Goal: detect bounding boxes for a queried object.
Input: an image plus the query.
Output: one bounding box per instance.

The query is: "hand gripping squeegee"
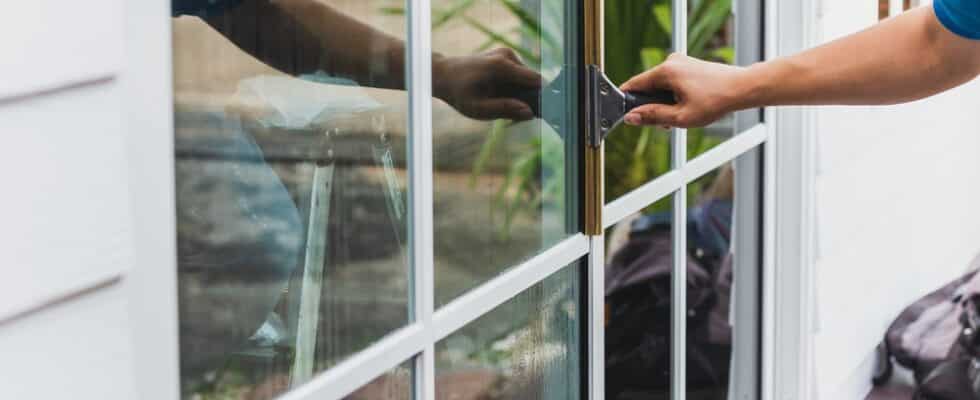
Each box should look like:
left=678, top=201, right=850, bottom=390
left=516, top=65, right=676, bottom=147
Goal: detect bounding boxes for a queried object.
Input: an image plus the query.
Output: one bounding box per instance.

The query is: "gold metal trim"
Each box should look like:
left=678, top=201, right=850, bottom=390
left=583, top=0, right=604, bottom=235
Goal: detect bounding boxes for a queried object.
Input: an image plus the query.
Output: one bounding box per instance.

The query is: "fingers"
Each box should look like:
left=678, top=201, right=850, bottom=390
left=620, top=53, right=683, bottom=93
left=490, top=47, right=522, bottom=64
left=489, top=49, right=542, bottom=88
left=623, top=103, right=681, bottom=127
left=499, top=62, right=543, bottom=88
left=467, top=98, right=535, bottom=121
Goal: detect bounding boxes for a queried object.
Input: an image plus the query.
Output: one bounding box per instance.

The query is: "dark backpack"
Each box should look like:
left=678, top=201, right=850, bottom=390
left=604, top=200, right=733, bottom=399
left=875, top=255, right=980, bottom=399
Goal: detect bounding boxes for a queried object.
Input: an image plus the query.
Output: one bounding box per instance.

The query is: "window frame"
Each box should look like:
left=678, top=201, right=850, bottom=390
left=123, top=0, right=781, bottom=399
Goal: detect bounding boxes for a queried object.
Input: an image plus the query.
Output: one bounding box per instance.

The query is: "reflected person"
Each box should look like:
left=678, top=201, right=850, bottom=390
left=171, top=0, right=543, bottom=389
left=175, top=0, right=542, bottom=120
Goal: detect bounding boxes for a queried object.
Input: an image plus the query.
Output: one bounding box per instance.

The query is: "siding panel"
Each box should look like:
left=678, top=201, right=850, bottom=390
left=0, top=0, right=122, bottom=100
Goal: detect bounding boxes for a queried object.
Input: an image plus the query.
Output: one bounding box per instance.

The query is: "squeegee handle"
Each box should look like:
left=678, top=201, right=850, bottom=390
left=624, top=90, right=677, bottom=111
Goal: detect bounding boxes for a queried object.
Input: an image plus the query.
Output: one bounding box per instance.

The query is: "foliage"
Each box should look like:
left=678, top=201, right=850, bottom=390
left=385, top=0, right=734, bottom=230
left=605, top=0, right=734, bottom=213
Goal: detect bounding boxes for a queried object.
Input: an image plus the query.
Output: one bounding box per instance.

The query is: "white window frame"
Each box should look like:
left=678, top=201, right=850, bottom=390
left=761, top=0, right=819, bottom=400
left=123, top=0, right=789, bottom=399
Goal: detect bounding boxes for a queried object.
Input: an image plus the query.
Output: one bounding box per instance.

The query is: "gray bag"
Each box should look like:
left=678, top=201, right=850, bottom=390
left=875, top=254, right=980, bottom=399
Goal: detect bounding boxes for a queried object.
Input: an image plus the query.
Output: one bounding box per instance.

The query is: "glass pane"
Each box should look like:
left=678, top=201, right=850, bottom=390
left=172, top=1, right=411, bottom=398
left=685, top=164, right=736, bottom=399
left=431, top=0, right=580, bottom=306
left=436, top=262, right=582, bottom=399
left=605, top=195, right=673, bottom=399
left=687, top=0, right=736, bottom=158
left=604, top=0, right=674, bottom=204
left=605, top=164, right=739, bottom=400
left=346, top=360, right=413, bottom=400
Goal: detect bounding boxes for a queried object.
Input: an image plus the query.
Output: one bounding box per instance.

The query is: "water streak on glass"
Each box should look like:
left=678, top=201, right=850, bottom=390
left=171, top=1, right=412, bottom=397
left=430, top=0, right=581, bottom=306
left=436, top=263, right=581, bottom=400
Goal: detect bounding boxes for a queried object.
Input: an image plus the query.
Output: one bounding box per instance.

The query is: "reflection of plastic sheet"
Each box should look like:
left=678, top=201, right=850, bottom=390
left=176, top=113, right=302, bottom=376
left=236, top=75, right=385, bottom=129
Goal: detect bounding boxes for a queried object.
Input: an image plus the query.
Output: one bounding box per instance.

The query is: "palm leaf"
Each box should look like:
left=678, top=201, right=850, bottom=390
left=688, top=0, right=731, bottom=57
left=433, top=0, right=480, bottom=29
left=470, top=120, right=512, bottom=187
left=461, top=15, right=541, bottom=67
left=497, top=0, right=560, bottom=55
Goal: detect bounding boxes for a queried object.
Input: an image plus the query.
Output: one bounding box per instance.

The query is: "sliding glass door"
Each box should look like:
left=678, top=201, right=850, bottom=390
left=158, top=0, right=765, bottom=398
left=599, top=0, right=766, bottom=399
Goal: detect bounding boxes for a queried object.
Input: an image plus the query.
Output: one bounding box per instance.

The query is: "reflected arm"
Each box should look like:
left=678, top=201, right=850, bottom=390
left=202, top=0, right=408, bottom=90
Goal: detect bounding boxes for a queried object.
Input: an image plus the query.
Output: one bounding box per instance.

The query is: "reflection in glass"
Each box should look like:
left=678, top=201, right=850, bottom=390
left=605, top=163, right=736, bottom=399
left=687, top=0, right=736, bottom=158
left=436, top=263, right=581, bottom=400
left=684, top=164, right=735, bottom=400
left=604, top=195, right=673, bottom=399
left=172, top=1, right=414, bottom=398
left=604, top=0, right=673, bottom=203
left=346, top=361, right=413, bottom=400
left=430, top=0, right=580, bottom=306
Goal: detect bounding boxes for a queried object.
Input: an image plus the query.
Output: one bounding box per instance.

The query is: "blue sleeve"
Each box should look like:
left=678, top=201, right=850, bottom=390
left=172, top=0, right=244, bottom=17
left=934, top=0, right=980, bottom=40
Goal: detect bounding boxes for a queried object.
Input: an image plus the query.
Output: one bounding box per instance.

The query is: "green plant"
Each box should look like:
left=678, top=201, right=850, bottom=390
left=384, top=0, right=734, bottom=231
left=605, top=0, right=734, bottom=213
left=382, top=0, right=563, bottom=237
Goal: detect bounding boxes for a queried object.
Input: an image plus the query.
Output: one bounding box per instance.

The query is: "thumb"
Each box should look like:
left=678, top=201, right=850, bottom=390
left=624, top=103, right=680, bottom=127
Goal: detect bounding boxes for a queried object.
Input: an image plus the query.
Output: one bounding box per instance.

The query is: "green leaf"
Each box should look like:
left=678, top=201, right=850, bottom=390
left=653, top=3, right=673, bottom=36
left=640, top=47, right=667, bottom=70
left=629, top=129, right=652, bottom=185
left=433, top=0, right=479, bottom=29
left=497, top=0, right=559, bottom=52
left=469, top=120, right=512, bottom=187
left=688, top=0, right=732, bottom=57
left=709, top=46, right=735, bottom=63
left=379, top=6, right=405, bottom=15
left=461, top=15, right=541, bottom=67
left=475, top=38, right=497, bottom=52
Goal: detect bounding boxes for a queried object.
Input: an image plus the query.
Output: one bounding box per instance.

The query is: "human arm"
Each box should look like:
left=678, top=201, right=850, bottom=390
left=620, top=5, right=980, bottom=128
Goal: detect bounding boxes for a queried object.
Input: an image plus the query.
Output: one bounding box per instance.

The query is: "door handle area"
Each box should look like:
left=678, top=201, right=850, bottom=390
left=625, top=90, right=677, bottom=111
left=512, top=65, right=675, bottom=147
left=587, top=64, right=676, bottom=147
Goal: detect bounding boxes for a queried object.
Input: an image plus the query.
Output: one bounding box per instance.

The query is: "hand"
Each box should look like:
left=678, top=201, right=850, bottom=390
left=433, top=48, right=542, bottom=121
left=620, top=53, right=750, bottom=128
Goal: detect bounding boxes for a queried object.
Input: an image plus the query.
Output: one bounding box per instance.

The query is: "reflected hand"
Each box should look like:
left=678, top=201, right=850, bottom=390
left=620, top=54, right=748, bottom=128
left=433, top=48, right=542, bottom=121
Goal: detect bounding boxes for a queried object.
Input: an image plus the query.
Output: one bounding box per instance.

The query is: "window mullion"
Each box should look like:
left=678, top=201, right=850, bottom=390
left=407, top=0, right=435, bottom=398
left=671, top=0, right=688, bottom=399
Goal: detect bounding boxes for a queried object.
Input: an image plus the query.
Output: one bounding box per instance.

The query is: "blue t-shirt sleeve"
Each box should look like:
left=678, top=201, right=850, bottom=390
left=172, top=0, right=244, bottom=17
left=934, top=0, right=980, bottom=40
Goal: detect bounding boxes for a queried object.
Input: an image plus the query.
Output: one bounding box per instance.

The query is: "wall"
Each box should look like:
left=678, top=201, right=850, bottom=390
left=809, top=1, right=980, bottom=398
left=0, top=1, right=137, bottom=398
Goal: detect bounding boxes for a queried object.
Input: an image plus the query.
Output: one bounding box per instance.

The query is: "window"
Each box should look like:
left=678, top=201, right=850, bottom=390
left=135, top=0, right=770, bottom=398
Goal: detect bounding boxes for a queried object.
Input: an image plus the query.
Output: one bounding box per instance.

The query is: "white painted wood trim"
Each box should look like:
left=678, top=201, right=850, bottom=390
left=603, top=123, right=768, bottom=229
left=762, top=0, right=819, bottom=398
left=124, top=0, right=182, bottom=398
left=407, top=0, right=437, bottom=398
